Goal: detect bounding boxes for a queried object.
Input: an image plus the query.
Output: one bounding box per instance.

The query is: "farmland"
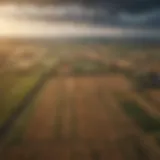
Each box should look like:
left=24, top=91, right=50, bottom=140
left=0, top=41, right=160, bottom=159
left=0, top=40, right=58, bottom=126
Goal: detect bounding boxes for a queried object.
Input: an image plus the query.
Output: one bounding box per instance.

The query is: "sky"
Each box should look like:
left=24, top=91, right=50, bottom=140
left=0, top=0, right=160, bottom=39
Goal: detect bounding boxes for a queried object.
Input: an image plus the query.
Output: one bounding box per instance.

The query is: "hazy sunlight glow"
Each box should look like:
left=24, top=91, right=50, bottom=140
left=0, top=4, right=159, bottom=38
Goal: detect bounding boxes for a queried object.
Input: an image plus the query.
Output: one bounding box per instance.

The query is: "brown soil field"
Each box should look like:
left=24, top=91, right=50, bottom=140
left=24, top=78, right=58, bottom=142
left=0, top=74, right=159, bottom=160
left=148, top=90, right=160, bottom=102
left=145, top=90, right=160, bottom=113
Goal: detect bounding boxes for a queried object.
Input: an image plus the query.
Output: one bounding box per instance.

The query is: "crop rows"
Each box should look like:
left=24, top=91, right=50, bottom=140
left=0, top=75, right=160, bottom=160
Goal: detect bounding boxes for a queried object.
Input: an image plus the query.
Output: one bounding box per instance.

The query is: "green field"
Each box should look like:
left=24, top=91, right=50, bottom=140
left=0, top=71, right=43, bottom=126
left=120, top=100, right=160, bottom=132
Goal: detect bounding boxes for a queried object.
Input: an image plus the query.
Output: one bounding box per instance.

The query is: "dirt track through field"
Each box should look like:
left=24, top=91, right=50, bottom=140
left=24, top=78, right=58, bottom=142
left=0, top=75, right=160, bottom=160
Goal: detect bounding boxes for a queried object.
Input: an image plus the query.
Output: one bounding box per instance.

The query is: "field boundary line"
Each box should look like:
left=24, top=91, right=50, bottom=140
left=0, top=66, right=57, bottom=143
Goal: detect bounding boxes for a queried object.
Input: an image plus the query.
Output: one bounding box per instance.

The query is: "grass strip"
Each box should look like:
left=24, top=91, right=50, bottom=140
left=0, top=65, right=57, bottom=142
left=120, top=100, right=160, bottom=132
left=5, top=102, right=35, bottom=146
left=0, top=73, right=42, bottom=126
left=0, top=80, right=46, bottom=148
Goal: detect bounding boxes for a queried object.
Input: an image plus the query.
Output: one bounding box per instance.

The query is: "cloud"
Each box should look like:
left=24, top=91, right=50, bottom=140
left=0, top=13, right=159, bottom=38
left=0, top=3, right=159, bottom=38
left=1, top=4, right=159, bottom=28
left=0, top=4, right=105, bottom=18
left=84, top=0, right=160, bottom=13
left=0, top=18, right=123, bottom=38
left=1, top=0, right=160, bottom=13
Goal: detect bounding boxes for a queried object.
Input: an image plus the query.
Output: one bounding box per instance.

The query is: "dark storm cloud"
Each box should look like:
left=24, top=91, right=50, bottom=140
left=118, top=9, right=160, bottom=28
left=0, top=3, right=159, bottom=38
left=0, top=0, right=160, bottom=13
left=82, top=0, right=160, bottom=13
left=0, top=1, right=160, bottom=29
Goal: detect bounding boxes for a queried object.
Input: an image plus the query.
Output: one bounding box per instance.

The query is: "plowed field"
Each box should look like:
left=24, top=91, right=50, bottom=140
left=0, top=75, right=159, bottom=160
